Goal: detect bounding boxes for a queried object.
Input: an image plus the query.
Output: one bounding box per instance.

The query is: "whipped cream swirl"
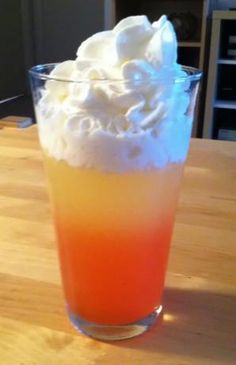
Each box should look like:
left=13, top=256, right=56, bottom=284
left=35, top=15, right=193, bottom=172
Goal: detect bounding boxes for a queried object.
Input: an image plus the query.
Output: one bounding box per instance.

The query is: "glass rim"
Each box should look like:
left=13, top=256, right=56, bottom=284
left=29, top=63, right=202, bottom=84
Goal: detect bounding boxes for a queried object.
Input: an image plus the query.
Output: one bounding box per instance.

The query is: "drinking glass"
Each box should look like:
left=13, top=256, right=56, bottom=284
left=29, top=64, right=201, bottom=340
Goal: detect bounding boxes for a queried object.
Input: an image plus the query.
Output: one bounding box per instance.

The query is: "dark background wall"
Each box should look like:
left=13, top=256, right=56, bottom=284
left=0, top=0, right=26, bottom=100
left=33, top=0, right=105, bottom=64
left=0, top=0, right=106, bottom=118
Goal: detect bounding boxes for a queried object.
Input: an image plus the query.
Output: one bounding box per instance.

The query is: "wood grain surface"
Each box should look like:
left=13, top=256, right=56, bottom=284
left=0, top=126, right=236, bottom=365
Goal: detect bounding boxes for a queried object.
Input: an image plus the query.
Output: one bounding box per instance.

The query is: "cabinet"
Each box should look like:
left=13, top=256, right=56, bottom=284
left=203, top=11, right=236, bottom=140
left=115, top=0, right=210, bottom=71
left=107, top=0, right=211, bottom=136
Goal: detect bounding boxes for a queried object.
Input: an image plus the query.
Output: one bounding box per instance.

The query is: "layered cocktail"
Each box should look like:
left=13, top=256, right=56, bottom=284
left=30, top=15, right=201, bottom=340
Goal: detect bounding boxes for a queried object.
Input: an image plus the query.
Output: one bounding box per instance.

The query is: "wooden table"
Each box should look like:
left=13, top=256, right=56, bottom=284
left=0, top=126, right=236, bottom=365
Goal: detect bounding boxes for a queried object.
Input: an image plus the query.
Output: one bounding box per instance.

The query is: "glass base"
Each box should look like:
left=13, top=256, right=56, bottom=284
left=68, top=305, right=162, bottom=341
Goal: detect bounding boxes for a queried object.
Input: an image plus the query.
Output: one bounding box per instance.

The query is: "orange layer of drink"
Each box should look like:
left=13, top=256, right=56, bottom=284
left=44, top=154, right=183, bottom=325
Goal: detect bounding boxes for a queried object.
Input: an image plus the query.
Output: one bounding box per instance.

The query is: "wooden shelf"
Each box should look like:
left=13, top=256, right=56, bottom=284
left=178, top=41, right=201, bottom=47
left=214, top=100, right=236, bottom=110
left=203, top=10, right=236, bottom=139
left=218, top=59, right=236, bottom=65
left=213, top=10, right=236, bottom=20
left=113, top=0, right=211, bottom=138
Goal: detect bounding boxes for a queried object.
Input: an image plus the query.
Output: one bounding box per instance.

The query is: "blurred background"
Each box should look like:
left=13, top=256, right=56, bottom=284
left=1, top=0, right=236, bottom=139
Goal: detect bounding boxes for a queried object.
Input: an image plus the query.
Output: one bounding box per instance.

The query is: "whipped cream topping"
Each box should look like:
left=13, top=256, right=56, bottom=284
left=35, top=15, right=194, bottom=172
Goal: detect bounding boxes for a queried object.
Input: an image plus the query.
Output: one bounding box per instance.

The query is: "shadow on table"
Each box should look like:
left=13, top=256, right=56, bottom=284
left=1, top=274, right=236, bottom=362
left=111, top=287, right=236, bottom=362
